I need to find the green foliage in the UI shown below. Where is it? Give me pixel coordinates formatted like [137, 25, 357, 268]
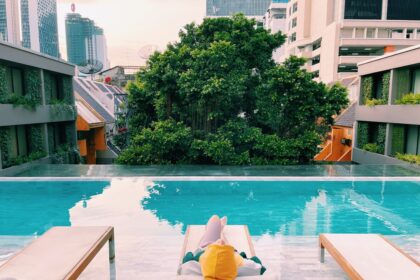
[116, 120, 193, 164]
[61, 76, 74, 104]
[0, 93, 39, 110]
[0, 64, 7, 101]
[24, 68, 42, 105]
[0, 127, 10, 168]
[395, 93, 420, 105]
[113, 133, 128, 150]
[256, 57, 348, 137]
[50, 100, 77, 120]
[365, 98, 387, 107]
[357, 122, 369, 149]
[381, 71, 390, 103]
[377, 123, 386, 154]
[391, 125, 405, 155]
[395, 153, 420, 165]
[44, 72, 52, 104]
[51, 144, 80, 164]
[361, 76, 373, 104]
[28, 125, 45, 153]
[362, 143, 379, 153]
[122, 15, 347, 165]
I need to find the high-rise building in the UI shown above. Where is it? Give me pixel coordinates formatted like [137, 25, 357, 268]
[206, 0, 272, 17]
[282, 0, 420, 85]
[65, 13, 110, 72]
[0, 0, 21, 45]
[20, 0, 59, 57]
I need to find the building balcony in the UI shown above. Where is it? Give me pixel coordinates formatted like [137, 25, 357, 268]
[0, 104, 77, 127]
[355, 105, 420, 125]
[340, 38, 420, 47]
[338, 56, 374, 65]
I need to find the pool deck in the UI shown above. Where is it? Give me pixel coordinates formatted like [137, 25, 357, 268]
[2, 164, 420, 178]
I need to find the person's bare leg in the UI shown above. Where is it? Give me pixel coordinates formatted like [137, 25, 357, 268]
[199, 215, 222, 248]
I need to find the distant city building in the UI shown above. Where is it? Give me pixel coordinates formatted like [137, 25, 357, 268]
[206, 0, 272, 21]
[65, 12, 110, 72]
[0, 0, 20, 45]
[263, 1, 288, 62]
[282, 0, 420, 85]
[20, 0, 59, 57]
[98, 66, 144, 88]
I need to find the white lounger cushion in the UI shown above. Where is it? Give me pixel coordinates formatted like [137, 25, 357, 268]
[179, 225, 278, 279]
[321, 234, 420, 280]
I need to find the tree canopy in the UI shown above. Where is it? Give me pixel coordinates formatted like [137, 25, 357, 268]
[117, 15, 349, 165]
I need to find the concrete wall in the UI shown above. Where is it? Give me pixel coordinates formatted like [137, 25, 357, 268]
[352, 148, 412, 165]
[356, 105, 420, 126]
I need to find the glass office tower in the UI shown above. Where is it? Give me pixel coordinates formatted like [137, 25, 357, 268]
[21, 0, 59, 57]
[206, 0, 272, 16]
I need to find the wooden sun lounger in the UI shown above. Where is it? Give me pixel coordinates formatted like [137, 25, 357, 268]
[319, 234, 420, 280]
[0, 226, 115, 280]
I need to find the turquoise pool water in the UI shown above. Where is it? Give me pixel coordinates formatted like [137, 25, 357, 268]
[1, 179, 419, 236]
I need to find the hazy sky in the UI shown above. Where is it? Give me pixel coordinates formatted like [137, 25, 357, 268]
[57, 0, 205, 67]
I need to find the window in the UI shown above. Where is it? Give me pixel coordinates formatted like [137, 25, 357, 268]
[312, 40, 321, 51]
[292, 18, 297, 28]
[5, 67, 24, 96]
[344, 0, 382, 20]
[339, 47, 384, 57]
[48, 123, 67, 152]
[378, 28, 392, 39]
[388, 0, 420, 20]
[311, 55, 320, 66]
[338, 64, 358, 73]
[292, 2, 298, 13]
[392, 125, 420, 156]
[289, 32, 296, 43]
[411, 68, 420, 93]
[406, 29, 414, 39]
[355, 28, 365, 38]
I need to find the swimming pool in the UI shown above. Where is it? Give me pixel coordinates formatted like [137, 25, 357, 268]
[1, 178, 419, 279]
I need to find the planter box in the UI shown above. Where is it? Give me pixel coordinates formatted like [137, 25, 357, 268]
[356, 105, 420, 125]
[0, 104, 76, 126]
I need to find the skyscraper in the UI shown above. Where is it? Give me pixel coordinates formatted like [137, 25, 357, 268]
[20, 0, 59, 57]
[65, 12, 110, 71]
[0, 0, 21, 45]
[206, 0, 272, 17]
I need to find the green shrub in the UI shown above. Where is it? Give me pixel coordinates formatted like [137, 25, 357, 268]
[361, 76, 373, 104]
[395, 153, 420, 165]
[362, 143, 379, 153]
[0, 64, 7, 101]
[395, 93, 420, 105]
[365, 98, 387, 107]
[116, 120, 193, 164]
[381, 71, 390, 103]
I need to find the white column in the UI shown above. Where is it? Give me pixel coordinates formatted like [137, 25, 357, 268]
[381, 0, 388, 20]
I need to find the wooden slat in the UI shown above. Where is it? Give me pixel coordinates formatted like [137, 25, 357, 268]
[0, 226, 114, 280]
[319, 234, 420, 280]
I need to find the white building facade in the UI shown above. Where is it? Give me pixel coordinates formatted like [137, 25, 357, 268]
[282, 0, 420, 84]
[263, 1, 288, 62]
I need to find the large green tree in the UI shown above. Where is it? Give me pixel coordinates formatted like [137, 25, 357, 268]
[119, 15, 349, 165]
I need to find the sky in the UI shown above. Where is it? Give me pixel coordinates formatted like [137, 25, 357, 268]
[57, 0, 205, 67]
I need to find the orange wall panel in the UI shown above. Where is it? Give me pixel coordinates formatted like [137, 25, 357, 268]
[78, 139, 87, 156]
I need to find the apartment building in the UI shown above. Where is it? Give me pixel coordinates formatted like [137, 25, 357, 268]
[263, 0, 288, 61]
[0, 41, 77, 175]
[352, 45, 420, 164]
[284, 0, 420, 84]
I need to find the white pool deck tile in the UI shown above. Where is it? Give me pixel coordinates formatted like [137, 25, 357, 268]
[1, 235, 419, 280]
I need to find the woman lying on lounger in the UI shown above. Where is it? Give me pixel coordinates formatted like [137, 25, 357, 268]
[180, 215, 266, 279]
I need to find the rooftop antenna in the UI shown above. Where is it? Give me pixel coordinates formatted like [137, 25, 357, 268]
[78, 59, 103, 80]
[138, 44, 158, 61]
